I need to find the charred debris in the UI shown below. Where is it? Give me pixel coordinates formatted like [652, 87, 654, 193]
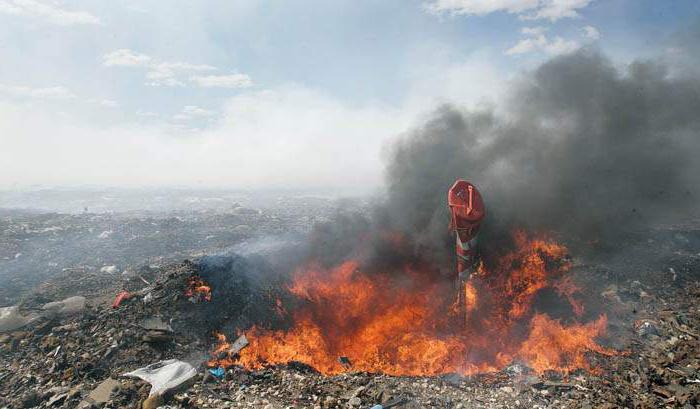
[0, 220, 699, 408]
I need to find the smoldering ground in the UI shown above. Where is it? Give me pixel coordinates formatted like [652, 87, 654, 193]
[309, 47, 700, 272]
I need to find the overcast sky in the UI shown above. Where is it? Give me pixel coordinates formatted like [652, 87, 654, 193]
[0, 0, 697, 191]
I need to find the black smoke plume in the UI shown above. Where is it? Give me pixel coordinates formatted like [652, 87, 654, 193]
[315, 47, 700, 269]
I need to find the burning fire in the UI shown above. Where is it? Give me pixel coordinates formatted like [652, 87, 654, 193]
[208, 332, 238, 368]
[185, 275, 212, 302]
[210, 231, 614, 376]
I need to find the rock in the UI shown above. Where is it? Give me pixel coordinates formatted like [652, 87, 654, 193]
[77, 378, 121, 408]
[348, 396, 362, 407]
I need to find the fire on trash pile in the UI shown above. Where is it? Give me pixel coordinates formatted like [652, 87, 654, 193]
[1, 220, 699, 408]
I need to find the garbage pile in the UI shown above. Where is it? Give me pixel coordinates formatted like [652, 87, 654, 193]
[0, 261, 209, 408]
[0, 228, 698, 408]
[0, 200, 331, 307]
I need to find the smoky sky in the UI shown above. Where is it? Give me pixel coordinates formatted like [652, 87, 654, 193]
[374, 47, 700, 263]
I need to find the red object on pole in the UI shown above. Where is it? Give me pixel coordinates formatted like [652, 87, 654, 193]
[448, 180, 485, 280]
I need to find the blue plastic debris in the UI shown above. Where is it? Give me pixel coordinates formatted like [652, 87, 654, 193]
[208, 367, 225, 378]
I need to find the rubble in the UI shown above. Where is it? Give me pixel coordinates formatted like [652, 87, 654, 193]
[0, 209, 697, 408]
[0, 195, 335, 306]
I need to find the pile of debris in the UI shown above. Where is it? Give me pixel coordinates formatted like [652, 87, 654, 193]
[598, 279, 700, 407]
[0, 239, 699, 408]
[0, 201, 329, 307]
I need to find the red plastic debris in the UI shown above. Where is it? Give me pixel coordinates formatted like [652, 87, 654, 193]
[112, 290, 132, 309]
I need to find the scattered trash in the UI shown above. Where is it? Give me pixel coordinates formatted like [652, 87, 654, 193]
[52, 322, 79, 332]
[670, 267, 677, 281]
[208, 367, 225, 378]
[143, 330, 173, 344]
[338, 356, 352, 368]
[102, 342, 119, 360]
[505, 362, 531, 376]
[112, 290, 132, 308]
[140, 316, 173, 332]
[77, 378, 120, 409]
[0, 233, 698, 409]
[227, 334, 249, 355]
[369, 397, 409, 409]
[635, 320, 659, 338]
[100, 265, 119, 274]
[600, 285, 622, 303]
[122, 359, 197, 397]
[47, 390, 69, 406]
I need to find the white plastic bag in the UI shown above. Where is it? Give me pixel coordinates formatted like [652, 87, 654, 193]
[122, 359, 197, 396]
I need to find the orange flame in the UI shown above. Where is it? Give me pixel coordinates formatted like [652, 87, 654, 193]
[185, 275, 212, 302]
[495, 231, 572, 319]
[208, 332, 238, 368]
[212, 332, 229, 355]
[518, 313, 613, 373]
[223, 231, 612, 376]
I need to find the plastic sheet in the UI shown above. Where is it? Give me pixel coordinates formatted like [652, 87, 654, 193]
[0, 306, 38, 333]
[123, 359, 197, 396]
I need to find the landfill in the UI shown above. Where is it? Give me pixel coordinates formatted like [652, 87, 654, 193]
[0, 199, 698, 407]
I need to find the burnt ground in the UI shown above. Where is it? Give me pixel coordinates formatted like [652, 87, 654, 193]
[0, 209, 699, 408]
